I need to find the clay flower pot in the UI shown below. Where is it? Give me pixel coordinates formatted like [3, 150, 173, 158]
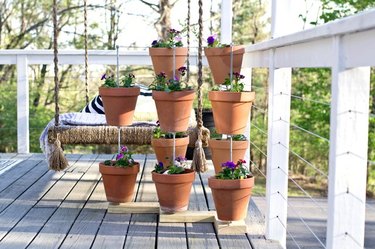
[152, 169, 195, 213]
[208, 176, 254, 221]
[152, 90, 195, 132]
[151, 136, 189, 166]
[209, 139, 249, 174]
[99, 162, 140, 203]
[99, 87, 140, 126]
[149, 47, 188, 79]
[209, 91, 255, 135]
[204, 46, 245, 85]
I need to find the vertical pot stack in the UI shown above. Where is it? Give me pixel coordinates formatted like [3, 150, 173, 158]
[149, 47, 196, 213]
[205, 45, 255, 222]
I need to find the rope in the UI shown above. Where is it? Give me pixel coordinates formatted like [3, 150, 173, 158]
[53, 0, 59, 127]
[84, 0, 89, 104]
[186, 0, 191, 82]
[197, 0, 203, 130]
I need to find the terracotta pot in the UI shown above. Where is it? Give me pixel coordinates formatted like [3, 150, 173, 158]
[151, 136, 189, 166]
[152, 169, 195, 213]
[152, 90, 195, 132]
[149, 47, 188, 79]
[99, 162, 140, 203]
[209, 91, 255, 135]
[208, 176, 254, 221]
[209, 139, 249, 174]
[204, 46, 245, 85]
[99, 87, 140, 126]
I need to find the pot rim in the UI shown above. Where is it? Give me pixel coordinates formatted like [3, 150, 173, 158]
[208, 91, 255, 102]
[99, 162, 140, 175]
[208, 175, 254, 190]
[209, 138, 249, 149]
[99, 86, 141, 97]
[152, 90, 196, 101]
[152, 169, 195, 184]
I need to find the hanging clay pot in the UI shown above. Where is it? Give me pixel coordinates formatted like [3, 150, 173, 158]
[209, 91, 255, 135]
[99, 162, 140, 203]
[151, 136, 189, 166]
[204, 46, 245, 85]
[209, 139, 249, 174]
[152, 90, 195, 132]
[152, 169, 195, 213]
[99, 87, 140, 126]
[208, 176, 254, 221]
[149, 47, 188, 79]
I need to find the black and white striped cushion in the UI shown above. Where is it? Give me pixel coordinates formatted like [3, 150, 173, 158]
[81, 85, 152, 114]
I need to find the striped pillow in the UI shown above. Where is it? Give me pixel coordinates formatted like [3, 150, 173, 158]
[81, 85, 152, 114]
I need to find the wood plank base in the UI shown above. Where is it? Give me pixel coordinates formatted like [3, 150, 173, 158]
[108, 202, 248, 235]
[214, 220, 248, 235]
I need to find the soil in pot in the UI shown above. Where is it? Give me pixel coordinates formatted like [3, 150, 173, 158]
[99, 162, 140, 203]
[151, 136, 189, 166]
[208, 176, 254, 221]
[152, 169, 195, 213]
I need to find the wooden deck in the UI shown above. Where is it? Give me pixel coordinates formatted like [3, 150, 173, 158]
[0, 153, 281, 249]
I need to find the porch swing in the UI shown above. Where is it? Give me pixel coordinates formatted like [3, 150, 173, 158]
[44, 0, 209, 172]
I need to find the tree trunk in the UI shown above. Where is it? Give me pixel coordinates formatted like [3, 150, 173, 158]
[157, 0, 171, 39]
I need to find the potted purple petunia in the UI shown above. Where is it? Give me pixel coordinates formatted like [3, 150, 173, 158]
[209, 72, 255, 134]
[149, 28, 188, 79]
[204, 34, 245, 85]
[152, 156, 195, 213]
[208, 159, 254, 221]
[99, 73, 140, 126]
[99, 145, 140, 203]
[149, 66, 195, 133]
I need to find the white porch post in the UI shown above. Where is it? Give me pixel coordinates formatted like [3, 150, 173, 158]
[220, 0, 232, 44]
[17, 55, 29, 154]
[265, 55, 291, 248]
[326, 36, 370, 249]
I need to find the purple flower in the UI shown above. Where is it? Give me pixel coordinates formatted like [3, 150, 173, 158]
[151, 40, 158, 46]
[101, 74, 106, 80]
[176, 156, 186, 162]
[158, 162, 163, 168]
[175, 36, 182, 42]
[207, 34, 217, 45]
[222, 161, 236, 169]
[116, 153, 124, 160]
[121, 146, 128, 152]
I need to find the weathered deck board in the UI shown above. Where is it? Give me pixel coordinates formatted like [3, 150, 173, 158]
[27, 154, 100, 248]
[0, 154, 287, 249]
[124, 156, 158, 249]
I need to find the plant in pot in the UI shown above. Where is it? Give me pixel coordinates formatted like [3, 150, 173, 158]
[149, 67, 195, 132]
[209, 133, 249, 174]
[204, 34, 245, 85]
[152, 156, 195, 213]
[209, 72, 255, 134]
[99, 73, 140, 126]
[151, 125, 189, 166]
[208, 159, 254, 221]
[149, 28, 187, 79]
[99, 145, 140, 203]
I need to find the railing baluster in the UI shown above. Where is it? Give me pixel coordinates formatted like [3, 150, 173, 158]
[16, 55, 29, 154]
[326, 36, 370, 249]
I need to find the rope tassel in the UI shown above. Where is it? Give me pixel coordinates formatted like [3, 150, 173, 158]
[191, 129, 208, 173]
[48, 135, 68, 171]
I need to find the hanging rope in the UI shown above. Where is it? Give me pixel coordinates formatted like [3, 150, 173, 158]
[49, 0, 68, 171]
[191, 0, 209, 173]
[186, 0, 191, 82]
[84, 0, 89, 104]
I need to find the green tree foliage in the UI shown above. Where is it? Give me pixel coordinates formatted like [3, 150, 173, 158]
[319, 0, 375, 23]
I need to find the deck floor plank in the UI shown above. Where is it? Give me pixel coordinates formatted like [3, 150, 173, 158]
[0, 155, 81, 244]
[124, 157, 157, 249]
[27, 154, 100, 249]
[59, 154, 114, 249]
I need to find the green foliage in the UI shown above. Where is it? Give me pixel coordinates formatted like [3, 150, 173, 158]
[104, 145, 136, 168]
[151, 28, 183, 48]
[152, 126, 186, 139]
[319, 0, 375, 23]
[149, 67, 192, 92]
[212, 72, 245, 92]
[153, 156, 189, 174]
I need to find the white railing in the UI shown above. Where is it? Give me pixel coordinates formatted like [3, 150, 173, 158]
[0, 7, 374, 249]
[243, 8, 375, 249]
